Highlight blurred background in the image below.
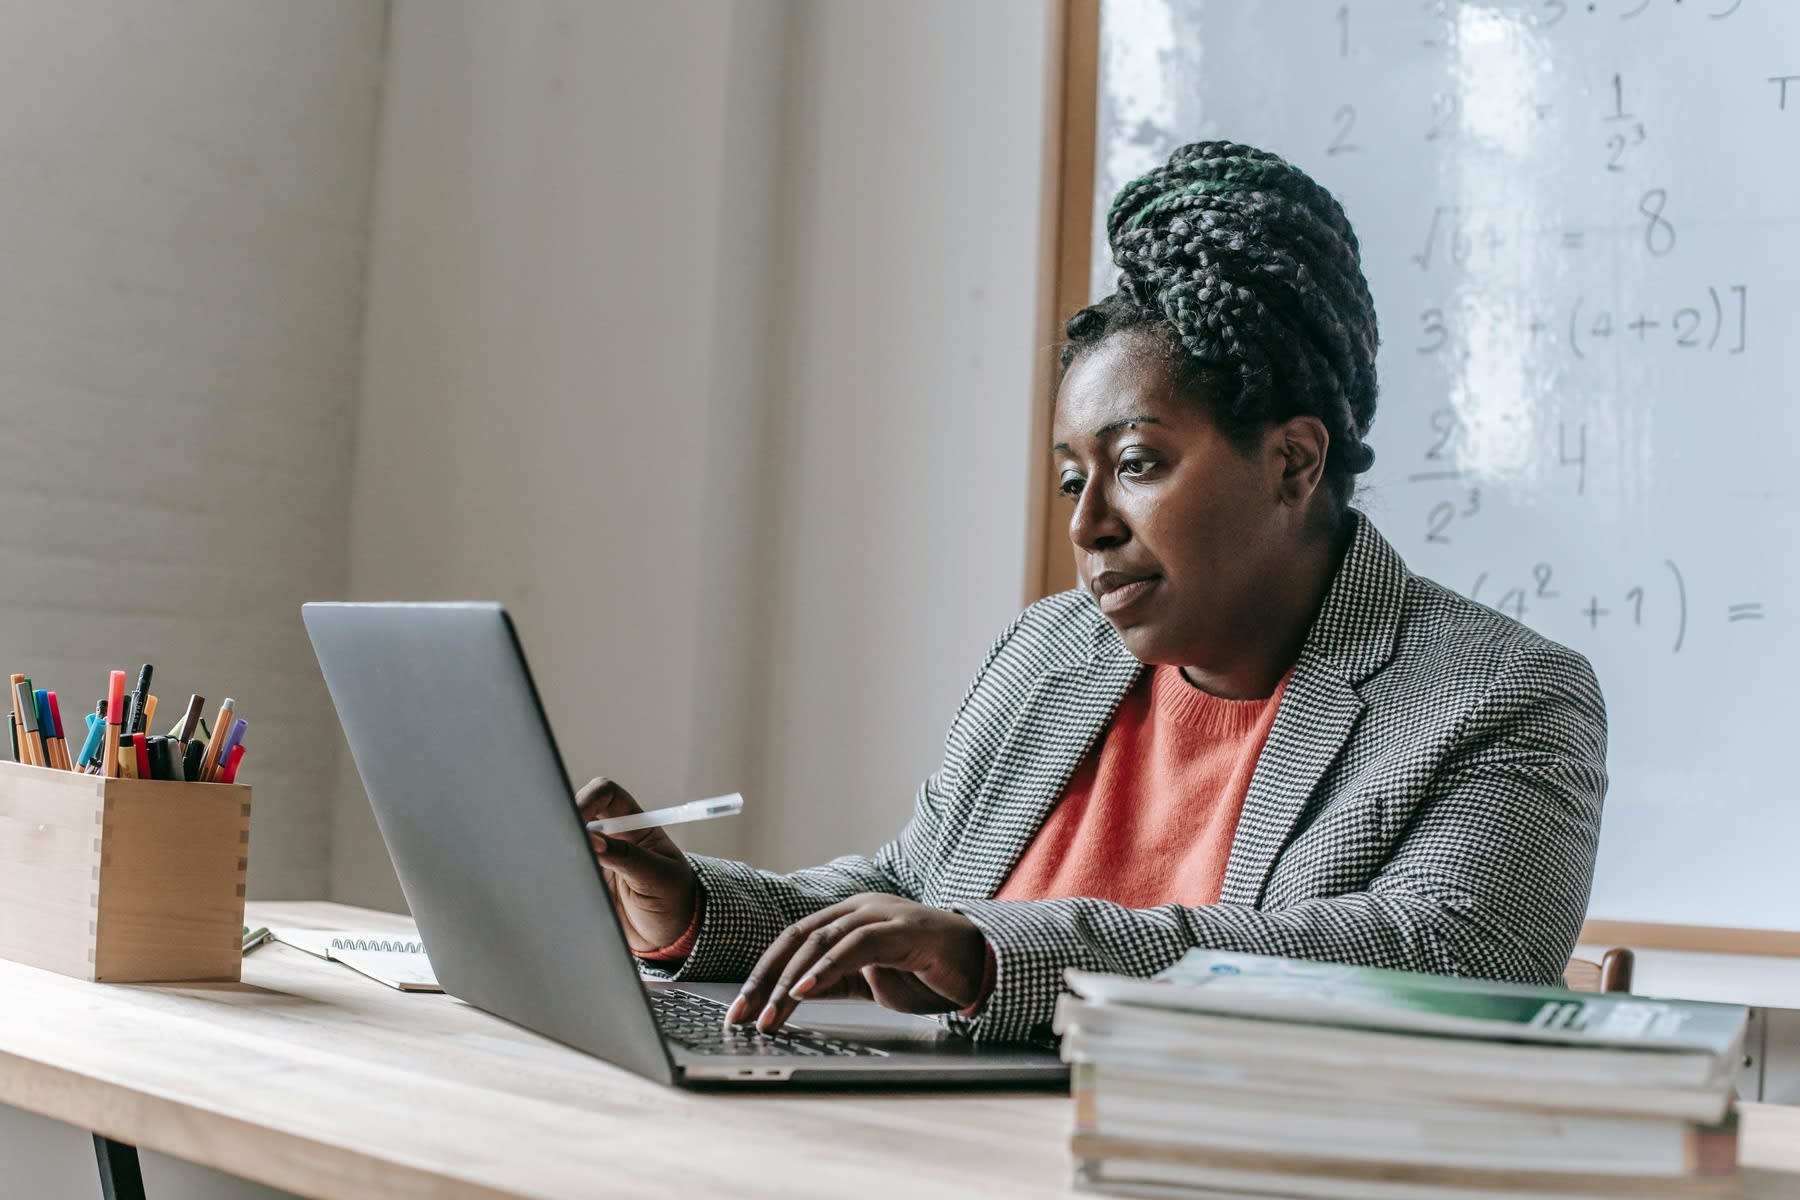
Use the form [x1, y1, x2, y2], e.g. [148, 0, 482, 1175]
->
[0, 0, 1056, 916]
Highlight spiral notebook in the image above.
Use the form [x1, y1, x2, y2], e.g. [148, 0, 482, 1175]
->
[269, 927, 443, 992]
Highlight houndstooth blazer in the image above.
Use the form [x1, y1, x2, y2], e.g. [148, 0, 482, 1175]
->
[642, 513, 1609, 1045]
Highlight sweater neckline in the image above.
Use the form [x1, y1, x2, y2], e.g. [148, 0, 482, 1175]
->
[1149, 663, 1291, 738]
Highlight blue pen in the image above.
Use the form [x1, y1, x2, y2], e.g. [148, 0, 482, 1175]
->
[214, 718, 248, 777]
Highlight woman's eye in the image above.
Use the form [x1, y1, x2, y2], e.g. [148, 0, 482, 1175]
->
[1058, 472, 1084, 498]
[1119, 455, 1156, 477]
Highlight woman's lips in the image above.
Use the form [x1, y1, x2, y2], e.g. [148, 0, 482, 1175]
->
[1097, 575, 1159, 616]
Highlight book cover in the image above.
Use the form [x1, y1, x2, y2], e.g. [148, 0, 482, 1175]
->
[1067, 950, 1747, 1056]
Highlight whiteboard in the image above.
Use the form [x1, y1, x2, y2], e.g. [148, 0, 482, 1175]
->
[1091, 0, 1800, 932]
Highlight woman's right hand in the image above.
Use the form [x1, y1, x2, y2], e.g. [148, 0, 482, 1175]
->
[577, 778, 700, 954]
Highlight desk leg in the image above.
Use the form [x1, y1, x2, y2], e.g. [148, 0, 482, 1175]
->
[92, 1134, 147, 1200]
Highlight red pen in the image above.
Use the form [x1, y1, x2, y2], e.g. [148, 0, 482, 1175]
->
[133, 733, 151, 780]
[220, 743, 246, 785]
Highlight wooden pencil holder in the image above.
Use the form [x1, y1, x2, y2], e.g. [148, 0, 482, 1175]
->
[0, 758, 251, 983]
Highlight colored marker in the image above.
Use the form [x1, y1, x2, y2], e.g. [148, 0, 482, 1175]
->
[220, 743, 246, 785]
[213, 718, 247, 779]
[33, 691, 53, 767]
[8, 680, 22, 764]
[174, 694, 204, 744]
[125, 664, 153, 736]
[46, 691, 70, 770]
[76, 713, 105, 771]
[182, 738, 205, 782]
[7, 711, 17, 762]
[103, 671, 126, 778]
[18, 679, 45, 768]
[147, 737, 175, 781]
[133, 733, 151, 780]
[11, 678, 32, 766]
[199, 698, 235, 782]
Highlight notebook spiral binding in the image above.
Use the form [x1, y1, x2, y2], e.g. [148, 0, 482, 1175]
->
[330, 937, 425, 954]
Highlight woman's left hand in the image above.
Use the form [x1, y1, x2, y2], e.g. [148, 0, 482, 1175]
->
[725, 893, 989, 1032]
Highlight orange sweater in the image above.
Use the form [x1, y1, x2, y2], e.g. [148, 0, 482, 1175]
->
[646, 664, 1290, 1014]
[996, 663, 1289, 907]
[957, 663, 1288, 1012]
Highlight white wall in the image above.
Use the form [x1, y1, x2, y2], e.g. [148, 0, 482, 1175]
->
[331, 0, 1053, 902]
[748, 0, 1052, 870]
[0, 3, 386, 1194]
[0, 0, 386, 894]
[332, 0, 795, 907]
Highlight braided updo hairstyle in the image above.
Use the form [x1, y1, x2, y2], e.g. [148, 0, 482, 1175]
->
[1061, 141, 1380, 513]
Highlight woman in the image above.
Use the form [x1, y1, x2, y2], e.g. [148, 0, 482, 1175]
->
[584, 141, 1607, 1047]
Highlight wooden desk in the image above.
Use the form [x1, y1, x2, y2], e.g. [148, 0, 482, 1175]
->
[0, 901, 1796, 1200]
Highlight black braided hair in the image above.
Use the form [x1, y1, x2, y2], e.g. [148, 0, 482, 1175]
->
[1060, 141, 1380, 510]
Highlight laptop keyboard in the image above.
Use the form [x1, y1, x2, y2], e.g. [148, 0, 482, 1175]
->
[651, 988, 889, 1058]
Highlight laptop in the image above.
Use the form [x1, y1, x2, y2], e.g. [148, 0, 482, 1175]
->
[302, 602, 1068, 1088]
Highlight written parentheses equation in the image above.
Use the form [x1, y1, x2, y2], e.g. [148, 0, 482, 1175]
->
[1566, 284, 1749, 360]
[1468, 560, 1689, 655]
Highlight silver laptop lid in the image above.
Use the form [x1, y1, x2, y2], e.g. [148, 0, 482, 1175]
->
[302, 602, 676, 1083]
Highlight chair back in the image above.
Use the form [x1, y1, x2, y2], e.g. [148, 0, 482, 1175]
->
[1563, 947, 1635, 993]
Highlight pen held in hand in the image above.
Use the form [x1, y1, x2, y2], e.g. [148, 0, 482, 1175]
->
[587, 793, 743, 836]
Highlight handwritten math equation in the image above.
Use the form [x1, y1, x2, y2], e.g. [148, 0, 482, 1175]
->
[1340, 2, 1789, 607]
[1325, 6, 1776, 171]
[1413, 283, 1749, 363]
[1460, 559, 1767, 654]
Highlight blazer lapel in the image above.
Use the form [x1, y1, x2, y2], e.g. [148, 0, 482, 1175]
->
[1218, 514, 1408, 906]
[1217, 666, 1363, 906]
[941, 635, 1144, 903]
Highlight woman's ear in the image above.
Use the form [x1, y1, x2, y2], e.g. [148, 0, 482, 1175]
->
[1275, 416, 1330, 506]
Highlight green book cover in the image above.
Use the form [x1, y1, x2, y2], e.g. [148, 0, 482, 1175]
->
[1066, 950, 1747, 1057]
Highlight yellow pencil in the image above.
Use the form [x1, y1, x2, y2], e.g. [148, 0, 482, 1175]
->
[143, 694, 158, 731]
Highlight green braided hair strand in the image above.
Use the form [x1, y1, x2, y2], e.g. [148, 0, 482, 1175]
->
[1060, 141, 1381, 509]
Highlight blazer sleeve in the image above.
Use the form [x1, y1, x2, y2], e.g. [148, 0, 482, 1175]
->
[942, 641, 1608, 1044]
[637, 610, 1029, 984]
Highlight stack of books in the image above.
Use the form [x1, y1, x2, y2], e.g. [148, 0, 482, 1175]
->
[1057, 950, 1749, 1199]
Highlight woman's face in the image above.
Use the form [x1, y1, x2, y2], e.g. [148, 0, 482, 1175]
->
[1051, 331, 1318, 669]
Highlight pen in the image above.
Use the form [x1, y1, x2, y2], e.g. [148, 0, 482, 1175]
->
[142, 693, 158, 732]
[220, 743, 246, 785]
[199, 698, 235, 782]
[174, 694, 204, 744]
[6, 676, 23, 764]
[45, 691, 70, 771]
[159, 737, 183, 781]
[213, 718, 247, 778]
[182, 738, 205, 783]
[33, 690, 54, 768]
[586, 793, 744, 836]
[102, 671, 125, 778]
[132, 733, 151, 780]
[125, 664, 153, 736]
[18, 679, 45, 768]
[76, 712, 105, 772]
[7, 712, 17, 762]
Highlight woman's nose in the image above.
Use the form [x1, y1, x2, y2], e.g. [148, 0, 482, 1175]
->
[1069, 480, 1129, 552]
